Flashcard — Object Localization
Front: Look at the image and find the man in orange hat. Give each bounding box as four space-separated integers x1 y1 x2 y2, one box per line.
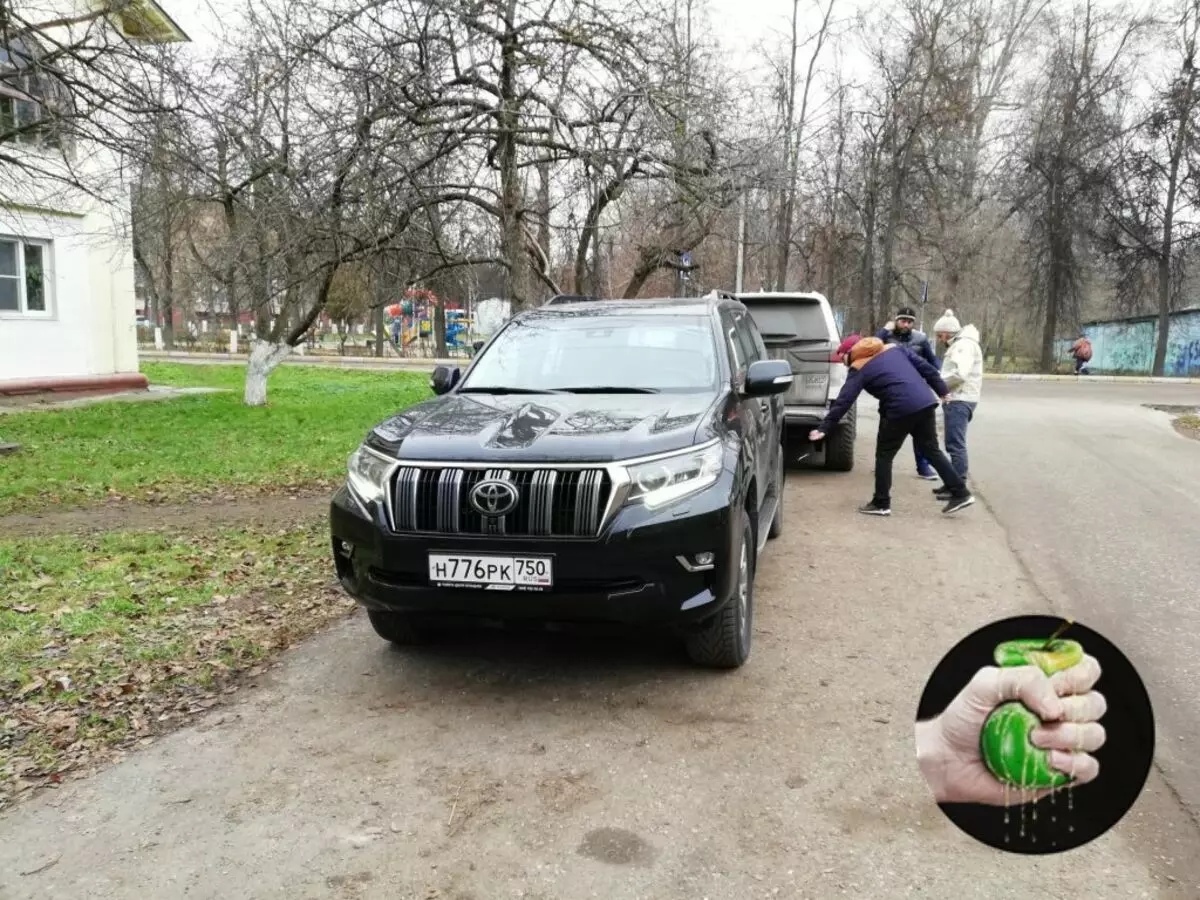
810 337 973 516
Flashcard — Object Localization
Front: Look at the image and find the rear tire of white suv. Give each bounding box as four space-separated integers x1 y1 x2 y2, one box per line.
824 407 856 472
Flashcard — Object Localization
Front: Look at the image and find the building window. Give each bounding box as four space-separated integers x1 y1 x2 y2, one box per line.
1 37 71 151
0 238 51 316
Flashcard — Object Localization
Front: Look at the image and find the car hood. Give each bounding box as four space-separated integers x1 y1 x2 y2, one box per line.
365 391 719 462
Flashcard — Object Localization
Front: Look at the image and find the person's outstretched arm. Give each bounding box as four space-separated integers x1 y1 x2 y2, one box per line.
902 346 950 397
809 373 864 440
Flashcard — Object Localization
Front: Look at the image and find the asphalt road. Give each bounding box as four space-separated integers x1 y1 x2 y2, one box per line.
2 383 1199 899
970 380 1200 826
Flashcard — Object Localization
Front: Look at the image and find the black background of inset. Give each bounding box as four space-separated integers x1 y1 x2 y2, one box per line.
915 615 1155 854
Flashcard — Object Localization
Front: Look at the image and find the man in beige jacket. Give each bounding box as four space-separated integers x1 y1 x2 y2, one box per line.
931 310 983 499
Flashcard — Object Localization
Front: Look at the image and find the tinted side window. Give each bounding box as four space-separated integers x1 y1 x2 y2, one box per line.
719 309 743 374
732 310 763 365
739 312 768 362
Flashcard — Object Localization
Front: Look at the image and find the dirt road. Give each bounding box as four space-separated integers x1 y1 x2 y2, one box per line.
2 403 1199 899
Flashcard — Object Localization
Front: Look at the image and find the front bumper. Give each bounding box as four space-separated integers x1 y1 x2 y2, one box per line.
329 477 740 631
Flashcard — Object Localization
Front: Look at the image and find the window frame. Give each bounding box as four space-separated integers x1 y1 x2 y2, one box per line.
0 235 54 319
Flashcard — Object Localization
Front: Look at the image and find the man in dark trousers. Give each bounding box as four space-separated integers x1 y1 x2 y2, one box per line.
877 306 941 480
809 337 974 517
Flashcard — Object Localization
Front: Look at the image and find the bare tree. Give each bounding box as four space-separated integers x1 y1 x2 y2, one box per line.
1099 0 1200 375
1018 0 1144 371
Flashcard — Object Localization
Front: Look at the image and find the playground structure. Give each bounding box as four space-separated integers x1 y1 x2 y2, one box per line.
386 289 472 354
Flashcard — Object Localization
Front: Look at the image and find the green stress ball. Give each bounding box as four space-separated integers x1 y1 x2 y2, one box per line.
980 638 1085 789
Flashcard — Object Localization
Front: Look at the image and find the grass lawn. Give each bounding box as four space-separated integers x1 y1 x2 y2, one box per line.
1175 413 1200 441
0 362 430 515
0 522 349 809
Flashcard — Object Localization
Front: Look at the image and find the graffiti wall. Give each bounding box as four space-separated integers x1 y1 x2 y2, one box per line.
1079 309 1200 376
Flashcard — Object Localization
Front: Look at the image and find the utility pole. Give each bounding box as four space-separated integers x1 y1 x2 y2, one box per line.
735 193 747 292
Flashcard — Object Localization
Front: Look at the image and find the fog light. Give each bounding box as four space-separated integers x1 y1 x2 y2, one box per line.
676 552 715 573
339 540 355 558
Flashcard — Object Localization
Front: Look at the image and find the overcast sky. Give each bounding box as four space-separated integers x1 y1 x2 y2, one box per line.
168 0 859 69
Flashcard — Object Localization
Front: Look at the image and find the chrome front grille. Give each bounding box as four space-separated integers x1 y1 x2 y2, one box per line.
388 465 614 537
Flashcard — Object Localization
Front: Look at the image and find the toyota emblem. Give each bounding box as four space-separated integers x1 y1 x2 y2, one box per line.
470 479 519 517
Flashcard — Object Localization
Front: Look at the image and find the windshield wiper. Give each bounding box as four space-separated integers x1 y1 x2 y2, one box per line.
549 386 661 394
458 386 560 395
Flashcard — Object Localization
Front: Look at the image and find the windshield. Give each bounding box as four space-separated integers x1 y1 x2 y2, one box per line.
742 302 830 342
461 313 719 393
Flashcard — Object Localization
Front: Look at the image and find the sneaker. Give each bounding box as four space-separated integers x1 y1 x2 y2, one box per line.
917 467 940 481
932 486 952 500
858 501 891 517
942 494 975 515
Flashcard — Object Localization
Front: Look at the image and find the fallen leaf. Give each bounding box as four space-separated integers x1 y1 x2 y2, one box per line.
7 605 36 614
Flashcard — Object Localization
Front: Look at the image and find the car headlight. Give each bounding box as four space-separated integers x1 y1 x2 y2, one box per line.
347 446 393 504
624 442 724 510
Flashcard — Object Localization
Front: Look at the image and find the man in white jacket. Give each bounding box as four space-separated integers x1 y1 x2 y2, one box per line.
931 311 983 498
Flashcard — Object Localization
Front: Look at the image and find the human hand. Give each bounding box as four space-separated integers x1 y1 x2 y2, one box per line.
915 655 1105 806
808 430 825 443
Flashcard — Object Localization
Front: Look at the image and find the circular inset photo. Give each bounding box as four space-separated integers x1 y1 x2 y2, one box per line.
914 615 1154 854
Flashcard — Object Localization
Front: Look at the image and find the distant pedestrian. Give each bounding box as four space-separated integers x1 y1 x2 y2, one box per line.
877 306 941 480
809 337 974 517
390 316 401 347
931 310 983 499
1071 334 1092 375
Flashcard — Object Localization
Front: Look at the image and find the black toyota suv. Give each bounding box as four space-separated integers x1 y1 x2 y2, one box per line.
329 297 793 668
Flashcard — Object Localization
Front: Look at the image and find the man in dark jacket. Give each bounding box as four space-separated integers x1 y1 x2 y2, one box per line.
877 306 940 480
809 337 974 517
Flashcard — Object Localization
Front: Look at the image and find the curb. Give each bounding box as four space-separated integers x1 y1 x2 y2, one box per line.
138 350 457 368
984 373 1200 384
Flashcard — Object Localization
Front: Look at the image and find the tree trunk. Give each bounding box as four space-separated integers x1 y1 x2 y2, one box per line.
862 185 877 333
773 0 833 292
537 160 552 301
374 301 385 358
1154 63 1195 375
1040 192 1068 373
244 340 292 406
498 0 532 311
433 296 446 358
878 172 904 326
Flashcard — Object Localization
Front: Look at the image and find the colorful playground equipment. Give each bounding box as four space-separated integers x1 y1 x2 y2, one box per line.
385 290 472 352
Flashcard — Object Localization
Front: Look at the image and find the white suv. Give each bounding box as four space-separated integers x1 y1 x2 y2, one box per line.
728 291 855 471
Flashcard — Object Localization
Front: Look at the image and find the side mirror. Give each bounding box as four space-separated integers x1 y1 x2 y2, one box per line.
430 365 460 395
472 340 485 352
743 359 794 397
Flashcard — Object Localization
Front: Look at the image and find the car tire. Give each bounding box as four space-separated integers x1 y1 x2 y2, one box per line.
685 509 754 669
824 407 856 472
768 451 784 540
367 610 431 645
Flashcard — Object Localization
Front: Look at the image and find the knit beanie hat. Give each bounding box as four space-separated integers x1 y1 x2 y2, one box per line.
849 336 887 370
835 334 861 358
933 310 962 334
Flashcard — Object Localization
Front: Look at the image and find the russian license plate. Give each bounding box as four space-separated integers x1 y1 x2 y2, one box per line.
427 553 554 591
